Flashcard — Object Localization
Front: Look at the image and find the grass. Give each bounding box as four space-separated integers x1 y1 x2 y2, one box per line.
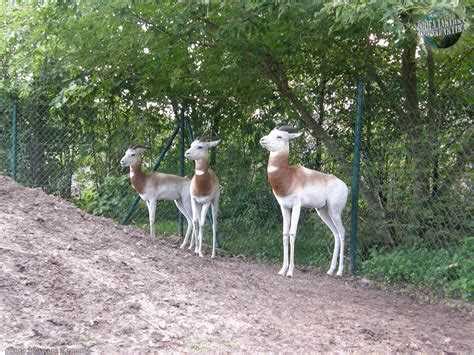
153 214 335 267
361 237 474 301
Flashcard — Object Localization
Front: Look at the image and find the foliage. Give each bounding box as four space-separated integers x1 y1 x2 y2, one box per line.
75 175 132 219
75 172 178 224
0 0 472 300
362 237 474 301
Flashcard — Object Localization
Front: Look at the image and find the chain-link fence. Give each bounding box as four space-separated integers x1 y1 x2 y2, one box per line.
0 96 185 236
355 75 473 298
1 91 473 300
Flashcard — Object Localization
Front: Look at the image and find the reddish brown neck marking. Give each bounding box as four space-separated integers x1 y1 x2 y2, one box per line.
130 162 146 194
192 158 214 196
267 151 297 197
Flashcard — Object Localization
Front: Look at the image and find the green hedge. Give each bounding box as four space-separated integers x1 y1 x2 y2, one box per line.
361 237 474 301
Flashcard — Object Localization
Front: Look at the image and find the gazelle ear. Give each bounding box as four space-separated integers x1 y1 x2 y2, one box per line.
288 132 303 140
207 140 220 148
133 145 148 154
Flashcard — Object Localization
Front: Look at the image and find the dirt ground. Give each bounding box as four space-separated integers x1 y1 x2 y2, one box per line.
0 175 473 354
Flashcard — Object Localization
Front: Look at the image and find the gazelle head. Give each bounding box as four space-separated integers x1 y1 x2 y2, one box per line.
259 125 303 152
120 145 148 167
185 138 220 161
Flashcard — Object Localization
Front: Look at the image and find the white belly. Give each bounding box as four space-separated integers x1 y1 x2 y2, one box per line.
140 185 181 202
275 193 300 209
275 188 327 209
192 195 213 205
139 191 154 201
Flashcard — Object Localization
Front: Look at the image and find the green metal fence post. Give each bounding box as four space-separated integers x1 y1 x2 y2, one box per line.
121 125 180 225
178 105 186 237
10 99 17 180
350 80 364 274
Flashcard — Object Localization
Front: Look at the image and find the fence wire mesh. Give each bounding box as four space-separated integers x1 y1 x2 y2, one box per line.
0 97 183 236
1 85 471 299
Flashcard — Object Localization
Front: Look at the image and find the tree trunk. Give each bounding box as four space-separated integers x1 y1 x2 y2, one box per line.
400 28 431 199
314 76 326 170
426 47 440 198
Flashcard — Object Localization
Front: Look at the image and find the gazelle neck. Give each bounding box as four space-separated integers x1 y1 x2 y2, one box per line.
195 158 209 176
129 161 147 194
130 161 145 178
268 150 289 173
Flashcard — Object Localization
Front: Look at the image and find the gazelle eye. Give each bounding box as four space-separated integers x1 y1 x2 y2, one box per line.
197 146 203 149
277 136 282 139
131 153 136 157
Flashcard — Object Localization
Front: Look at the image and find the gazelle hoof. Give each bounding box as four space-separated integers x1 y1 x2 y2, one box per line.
278 267 288 275
336 270 343 277
179 243 186 249
286 270 293 278
327 269 335 276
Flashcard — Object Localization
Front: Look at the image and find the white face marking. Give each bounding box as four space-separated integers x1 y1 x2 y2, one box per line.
195 169 205 175
185 139 220 160
120 147 145 167
259 129 302 152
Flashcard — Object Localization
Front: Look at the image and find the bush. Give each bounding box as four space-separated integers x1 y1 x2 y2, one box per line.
361 237 474 301
75 175 135 219
75 174 183 233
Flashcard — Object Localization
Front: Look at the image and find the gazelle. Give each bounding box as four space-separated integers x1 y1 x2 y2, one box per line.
185 138 221 258
120 145 193 247
260 126 348 277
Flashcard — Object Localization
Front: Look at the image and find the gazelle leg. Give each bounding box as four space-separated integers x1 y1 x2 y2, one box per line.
147 199 157 238
278 205 291 275
316 206 340 275
189 221 196 250
287 202 301 277
210 192 220 258
198 202 211 257
183 218 193 248
175 200 193 249
328 207 345 276
190 198 200 251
